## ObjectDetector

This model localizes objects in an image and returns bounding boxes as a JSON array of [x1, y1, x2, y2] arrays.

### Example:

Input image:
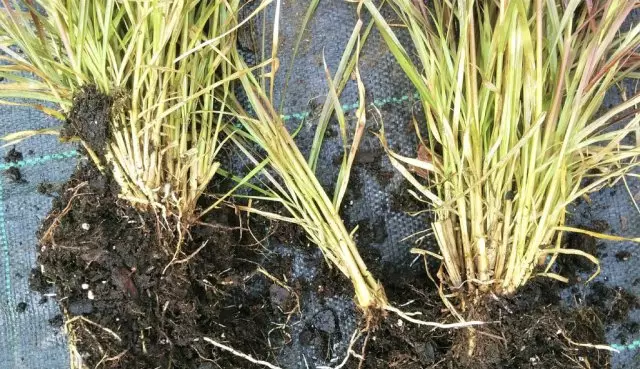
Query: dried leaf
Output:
[[410, 143, 433, 179]]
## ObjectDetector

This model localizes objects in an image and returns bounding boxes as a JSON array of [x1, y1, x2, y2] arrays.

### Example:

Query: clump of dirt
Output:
[[49, 314, 64, 328], [62, 86, 113, 157], [355, 134, 395, 187], [344, 276, 447, 369], [35, 163, 290, 368], [313, 256, 354, 304], [4, 166, 26, 183], [4, 147, 23, 163], [615, 250, 632, 262], [586, 282, 639, 324], [37, 182, 56, 196], [16, 302, 27, 313], [271, 220, 307, 246], [29, 267, 50, 292], [299, 308, 344, 358]]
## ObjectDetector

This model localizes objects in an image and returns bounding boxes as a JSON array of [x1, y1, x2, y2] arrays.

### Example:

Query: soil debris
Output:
[[37, 182, 56, 196], [16, 302, 27, 313], [586, 282, 639, 324], [556, 227, 600, 283], [354, 216, 388, 245], [62, 85, 113, 158], [4, 166, 26, 183], [29, 267, 50, 293], [48, 314, 63, 328], [34, 162, 290, 368], [4, 147, 23, 163], [346, 280, 610, 369], [615, 250, 632, 262]]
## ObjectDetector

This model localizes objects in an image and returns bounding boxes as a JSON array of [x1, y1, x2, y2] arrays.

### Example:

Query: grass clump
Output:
[[221, 6, 481, 334], [0, 0, 259, 221], [364, 0, 640, 294]]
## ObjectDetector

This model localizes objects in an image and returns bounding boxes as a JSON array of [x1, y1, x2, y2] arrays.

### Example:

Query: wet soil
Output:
[[61, 86, 112, 157], [341, 279, 611, 369], [32, 151, 625, 369], [587, 282, 640, 327], [34, 163, 292, 369], [4, 166, 26, 183], [556, 225, 608, 284], [4, 146, 23, 163]]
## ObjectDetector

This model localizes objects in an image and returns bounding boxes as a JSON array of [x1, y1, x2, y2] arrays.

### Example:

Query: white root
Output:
[[317, 329, 362, 369], [201, 337, 283, 369], [385, 305, 484, 329], [558, 329, 620, 353]]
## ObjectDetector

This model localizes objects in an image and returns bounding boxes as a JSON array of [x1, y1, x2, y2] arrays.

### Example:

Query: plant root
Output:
[[317, 328, 364, 369], [66, 316, 122, 343], [558, 328, 619, 353], [384, 305, 484, 329], [201, 337, 282, 369], [41, 182, 89, 246]]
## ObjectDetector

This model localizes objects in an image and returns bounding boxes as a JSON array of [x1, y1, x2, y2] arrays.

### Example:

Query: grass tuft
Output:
[[0, 0, 262, 221], [365, 0, 640, 294]]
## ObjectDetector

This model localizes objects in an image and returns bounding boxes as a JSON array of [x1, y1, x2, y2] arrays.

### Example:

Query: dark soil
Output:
[[4, 146, 23, 163], [389, 181, 424, 214], [61, 86, 112, 157], [347, 280, 611, 369], [16, 301, 27, 313], [615, 251, 632, 262], [556, 227, 603, 284], [34, 163, 293, 369], [49, 314, 64, 328], [36, 181, 56, 196], [30, 87, 622, 369], [586, 282, 639, 325], [4, 166, 26, 183]]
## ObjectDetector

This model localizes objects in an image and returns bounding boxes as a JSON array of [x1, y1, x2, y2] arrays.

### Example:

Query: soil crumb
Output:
[[4, 166, 26, 183], [37, 182, 56, 196], [29, 267, 50, 293], [16, 302, 27, 313], [35, 162, 290, 368], [587, 282, 639, 324], [615, 250, 632, 262], [48, 314, 63, 328], [62, 86, 112, 157], [4, 147, 23, 163]]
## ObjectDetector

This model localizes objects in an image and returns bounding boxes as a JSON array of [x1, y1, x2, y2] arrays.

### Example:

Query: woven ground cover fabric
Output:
[[1, 0, 639, 368]]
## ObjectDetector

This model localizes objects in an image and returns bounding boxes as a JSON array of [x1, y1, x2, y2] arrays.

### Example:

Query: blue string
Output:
[[0, 170, 17, 362], [612, 339, 640, 352], [0, 150, 78, 171]]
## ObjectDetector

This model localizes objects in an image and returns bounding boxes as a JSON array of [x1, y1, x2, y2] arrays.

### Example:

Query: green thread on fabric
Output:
[[0, 176, 17, 362], [0, 180, 11, 303], [0, 150, 80, 363], [0, 150, 79, 298], [281, 111, 310, 121], [278, 91, 418, 122], [0, 150, 78, 171], [612, 339, 640, 351]]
